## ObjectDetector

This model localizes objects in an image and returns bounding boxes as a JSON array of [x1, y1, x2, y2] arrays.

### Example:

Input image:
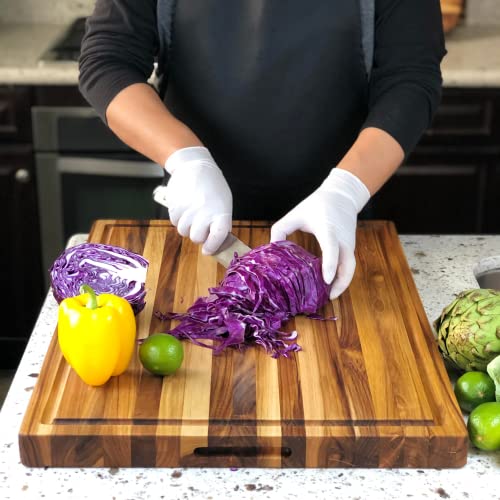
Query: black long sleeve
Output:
[[362, 0, 447, 155], [78, 0, 159, 123]]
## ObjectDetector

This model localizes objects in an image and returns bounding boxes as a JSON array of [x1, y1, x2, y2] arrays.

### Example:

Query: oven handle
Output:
[[57, 156, 165, 178], [36, 153, 166, 288]]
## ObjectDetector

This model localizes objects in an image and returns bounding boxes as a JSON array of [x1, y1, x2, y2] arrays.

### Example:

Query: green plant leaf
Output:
[[486, 355, 500, 402]]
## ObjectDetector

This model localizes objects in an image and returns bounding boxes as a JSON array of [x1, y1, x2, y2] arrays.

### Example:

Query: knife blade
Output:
[[211, 232, 251, 268]]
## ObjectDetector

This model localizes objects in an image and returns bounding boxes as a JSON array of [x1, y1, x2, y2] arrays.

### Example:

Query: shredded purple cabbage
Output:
[[156, 240, 333, 358], [50, 242, 149, 314]]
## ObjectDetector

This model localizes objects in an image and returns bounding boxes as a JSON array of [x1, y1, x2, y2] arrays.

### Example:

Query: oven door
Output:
[[36, 153, 165, 287]]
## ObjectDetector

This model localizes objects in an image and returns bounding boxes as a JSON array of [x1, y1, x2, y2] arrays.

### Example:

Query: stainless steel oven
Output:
[[33, 106, 165, 287]]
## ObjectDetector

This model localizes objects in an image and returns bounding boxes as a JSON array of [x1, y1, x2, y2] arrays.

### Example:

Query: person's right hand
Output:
[[153, 146, 232, 255]]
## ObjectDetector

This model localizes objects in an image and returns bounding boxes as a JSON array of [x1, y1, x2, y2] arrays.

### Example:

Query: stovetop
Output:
[[40, 17, 86, 62]]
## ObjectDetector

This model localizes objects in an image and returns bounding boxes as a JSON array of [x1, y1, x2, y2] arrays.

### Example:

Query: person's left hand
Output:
[[270, 168, 370, 299]]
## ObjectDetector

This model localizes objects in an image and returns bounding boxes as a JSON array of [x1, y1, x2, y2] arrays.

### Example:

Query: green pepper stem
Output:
[[80, 284, 98, 309]]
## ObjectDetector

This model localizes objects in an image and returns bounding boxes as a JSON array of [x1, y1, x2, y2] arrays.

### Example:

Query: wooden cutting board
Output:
[[19, 220, 467, 468]]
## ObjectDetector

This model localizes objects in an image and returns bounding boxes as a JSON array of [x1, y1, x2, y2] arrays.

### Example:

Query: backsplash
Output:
[[466, 0, 500, 25], [0, 0, 95, 24], [0, 0, 499, 25]]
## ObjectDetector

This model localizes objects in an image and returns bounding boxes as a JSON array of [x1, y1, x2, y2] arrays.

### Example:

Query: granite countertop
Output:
[[1, 233, 500, 500], [443, 24, 500, 86], [0, 23, 79, 85], [1, 22, 500, 87]]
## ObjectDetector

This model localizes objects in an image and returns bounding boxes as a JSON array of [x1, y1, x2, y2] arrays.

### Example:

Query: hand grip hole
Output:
[[193, 446, 292, 458]]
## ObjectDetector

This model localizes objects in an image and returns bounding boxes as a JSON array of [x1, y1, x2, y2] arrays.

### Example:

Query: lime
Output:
[[139, 333, 184, 376], [467, 402, 500, 451], [454, 371, 495, 413]]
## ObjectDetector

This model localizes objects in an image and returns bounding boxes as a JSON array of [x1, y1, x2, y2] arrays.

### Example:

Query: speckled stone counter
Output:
[[1, 22, 500, 87], [442, 25, 500, 87], [1, 233, 499, 500]]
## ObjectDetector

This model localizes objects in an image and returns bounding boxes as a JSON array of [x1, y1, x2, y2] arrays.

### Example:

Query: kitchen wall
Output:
[[0, 0, 499, 25]]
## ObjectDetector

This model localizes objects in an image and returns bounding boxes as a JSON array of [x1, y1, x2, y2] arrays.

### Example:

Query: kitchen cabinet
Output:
[[368, 164, 487, 234], [0, 144, 43, 368], [0, 85, 89, 369], [0, 86, 32, 142], [369, 88, 500, 234], [484, 164, 500, 233], [0, 86, 46, 369]]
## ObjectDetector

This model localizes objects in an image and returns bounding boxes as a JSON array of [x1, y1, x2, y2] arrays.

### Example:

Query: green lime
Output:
[[139, 333, 184, 376], [454, 371, 496, 413], [467, 402, 500, 451]]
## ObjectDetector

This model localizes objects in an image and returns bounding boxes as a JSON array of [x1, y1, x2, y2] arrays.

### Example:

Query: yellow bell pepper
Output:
[[57, 284, 136, 386]]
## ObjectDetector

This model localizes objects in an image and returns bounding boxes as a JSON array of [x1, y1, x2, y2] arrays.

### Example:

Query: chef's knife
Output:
[[153, 185, 251, 267], [211, 232, 251, 268]]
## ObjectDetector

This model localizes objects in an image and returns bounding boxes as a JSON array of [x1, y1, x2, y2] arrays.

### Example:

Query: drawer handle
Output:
[[193, 446, 292, 458], [15, 168, 31, 183]]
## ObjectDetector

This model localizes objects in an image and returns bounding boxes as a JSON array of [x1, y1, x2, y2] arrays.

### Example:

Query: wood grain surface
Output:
[[19, 220, 468, 468]]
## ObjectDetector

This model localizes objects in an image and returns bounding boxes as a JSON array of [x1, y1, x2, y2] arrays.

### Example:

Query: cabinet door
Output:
[[368, 164, 486, 234], [418, 88, 500, 151], [0, 86, 32, 143], [0, 146, 44, 368], [484, 163, 500, 233]]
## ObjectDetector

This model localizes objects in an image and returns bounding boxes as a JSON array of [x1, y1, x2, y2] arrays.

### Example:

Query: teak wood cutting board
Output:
[[20, 220, 468, 468]]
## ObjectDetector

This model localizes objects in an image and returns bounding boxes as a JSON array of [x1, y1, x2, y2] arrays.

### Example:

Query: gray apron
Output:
[[158, 0, 371, 219]]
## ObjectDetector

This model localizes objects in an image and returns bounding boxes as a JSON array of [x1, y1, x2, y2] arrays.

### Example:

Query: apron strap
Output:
[[156, 0, 178, 99], [360, 0, 375, 79]]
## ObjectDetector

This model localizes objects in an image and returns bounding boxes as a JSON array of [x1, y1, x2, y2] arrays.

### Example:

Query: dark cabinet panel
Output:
[[0, 86, 33, 142], [369, 164, 486, 234], [484, 165, 500, 233], [0, 146, 44, 368], [420, 88, 500, 150], [33, 85, 88, 106], [368, 88, 500, 234]]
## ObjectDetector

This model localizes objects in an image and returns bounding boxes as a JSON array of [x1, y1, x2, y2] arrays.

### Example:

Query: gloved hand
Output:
[[153, 146, 232, 255], [270, 168, 370, 299]]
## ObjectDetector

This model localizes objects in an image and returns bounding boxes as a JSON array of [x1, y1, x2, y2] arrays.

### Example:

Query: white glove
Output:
[[153, 146, 232, 255], [270, 168, 370, 300]]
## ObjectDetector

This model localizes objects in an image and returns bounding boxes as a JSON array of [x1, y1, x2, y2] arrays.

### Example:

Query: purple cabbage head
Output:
[[156, 240, 332, 358], [50, 242, 149, 314]]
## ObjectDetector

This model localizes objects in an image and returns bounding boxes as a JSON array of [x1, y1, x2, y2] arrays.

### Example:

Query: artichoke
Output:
[[435, 289, 500, 372]]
